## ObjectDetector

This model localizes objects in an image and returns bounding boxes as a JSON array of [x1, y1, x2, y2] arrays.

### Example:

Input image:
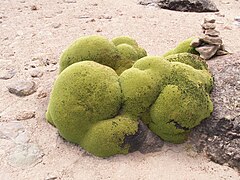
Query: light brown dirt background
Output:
[[0, 0, 240, 179]]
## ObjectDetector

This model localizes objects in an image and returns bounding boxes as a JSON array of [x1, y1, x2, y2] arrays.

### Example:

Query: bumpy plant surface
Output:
[[46, 35, 213, 157]]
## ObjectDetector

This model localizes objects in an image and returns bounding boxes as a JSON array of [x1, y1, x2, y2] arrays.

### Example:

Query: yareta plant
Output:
[[46, 35, 213, 157]]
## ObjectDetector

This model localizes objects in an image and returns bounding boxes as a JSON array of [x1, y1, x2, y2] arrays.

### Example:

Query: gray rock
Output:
[[204, 29, 220, 37], [201, 35, 222, 45], [7, 80, 37, 97], [204, 17, 216, 23], [190, 53, 240, 170], [63, 0, 76, 3], [0, 121, 43, 167], [201, 22, 216, 30], [190, 38, 201, 47], [139, 0, 218, 12], [195, 44, 220, 59], [0, 69, 16, 80], [8, 144, 43, 167]]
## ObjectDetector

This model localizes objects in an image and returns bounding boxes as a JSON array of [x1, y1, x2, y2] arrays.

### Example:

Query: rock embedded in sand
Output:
[[0, 69, 16, 80], [7, 80, 37, 97], [139, 0, 219, 12], [190, 53, 240, 170], [8, 144, 43, 167], [37, 91, 47, 99]]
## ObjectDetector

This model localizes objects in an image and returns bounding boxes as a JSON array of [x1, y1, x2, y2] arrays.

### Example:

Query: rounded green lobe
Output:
[[59, 35, 121, 73], [162, 37, 199, 57]]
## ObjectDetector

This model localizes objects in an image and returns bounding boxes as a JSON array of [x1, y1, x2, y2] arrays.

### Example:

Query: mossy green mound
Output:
[[114, 44, 138, 75], [112, 36, 147, 59], [46, 61, 141, 157], [82, 116, 138, 157], [59, 35, 121, 73], [47, 36, 214, 157], [46, 61, 122, 143], [163, 37, 199, 57], [112, 37, 147, 75], [120, 55, 213, 143], [112, 36, 139, 47], [59, 35, 147, 75]]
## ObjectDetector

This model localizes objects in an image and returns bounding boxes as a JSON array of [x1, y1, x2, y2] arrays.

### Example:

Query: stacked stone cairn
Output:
[[191, 18, 228, 60]]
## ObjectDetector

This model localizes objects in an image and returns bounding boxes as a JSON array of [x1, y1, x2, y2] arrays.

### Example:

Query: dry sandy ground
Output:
[[0, 0, 240, 179]]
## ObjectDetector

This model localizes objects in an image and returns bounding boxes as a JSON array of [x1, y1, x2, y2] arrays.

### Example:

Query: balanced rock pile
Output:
[[191, 18, 228, 60]]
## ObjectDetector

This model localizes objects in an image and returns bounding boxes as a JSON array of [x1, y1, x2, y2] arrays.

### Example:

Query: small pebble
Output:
[[86, 18, 95, 23], [16, 111, 36, 121], [190, 38, 201, 47], [204, 18, 216, 23], [37, 91, 47, 99], [63, 0, 76, 3], [96, 29, 102, 32], [7, 80, 37, 97], [233, 17, 240, 27], [98, 15, 112, 19], [78, 15, 90, 19], [45, 176, 58, 180], [31, 5, 37, 11], [30, 69, 43, 78], [47, 65, 57, 72], [215, 12, 225, 17], [234, 16, 240, 22], [52, 23, 61, 28]]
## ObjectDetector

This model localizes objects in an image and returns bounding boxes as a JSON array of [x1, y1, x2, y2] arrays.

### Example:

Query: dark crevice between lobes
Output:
[[122, 120, 148, 152], [168, 119, 190, 131]]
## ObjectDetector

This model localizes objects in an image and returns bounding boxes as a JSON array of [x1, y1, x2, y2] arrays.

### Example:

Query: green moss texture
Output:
[[162, 37, 199, 57], [46, 35, 213, 157]]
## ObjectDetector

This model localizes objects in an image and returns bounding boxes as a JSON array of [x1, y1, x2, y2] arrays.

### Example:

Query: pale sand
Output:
[[0, 0, 240, 179]]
